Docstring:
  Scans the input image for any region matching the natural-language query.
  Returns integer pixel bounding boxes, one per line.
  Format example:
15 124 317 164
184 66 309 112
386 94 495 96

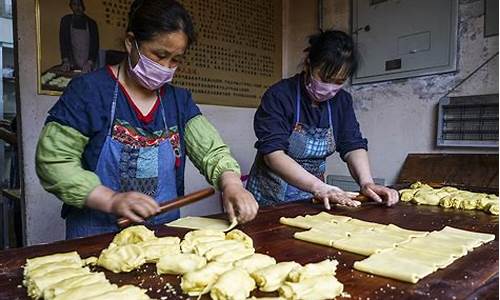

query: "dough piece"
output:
181 261 233 296
413 190 442 205
194 239 244 257
181 235 226 253
374 224 428 239
210 268 256 300
205 241 247 261
439 226 495 244
234 253 276 274
25 260 83 281
226 229 254 248
111 225 156 246
82 285 150 300
24 252 81 275
344 219 387 230
52 282 117 300
476 197 497 210
138 239 181 263
26 267 90 299
213 247 255 263
410 182 433 190
383 247 455 269
439 195 454 208
460 198 478 210
333 229 410 256
280 213 350 229
279 275 344 300
294 228 345 247
167 216 238 231
156 253 207 275
287 259 338 282
488 203 499 215
42 272 107 299
97 244 145 273
83 256 98 266
184 229 227 240
399 189 417 202
397 236 468 257
251 261 301 292
354 252 435 284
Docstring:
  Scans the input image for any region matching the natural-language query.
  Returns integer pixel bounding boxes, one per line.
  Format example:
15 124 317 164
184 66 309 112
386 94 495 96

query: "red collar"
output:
106 65 165 124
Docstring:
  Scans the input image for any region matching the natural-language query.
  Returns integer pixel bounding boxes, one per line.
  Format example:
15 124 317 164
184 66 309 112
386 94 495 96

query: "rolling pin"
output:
312 193 370 204
117 187 215 228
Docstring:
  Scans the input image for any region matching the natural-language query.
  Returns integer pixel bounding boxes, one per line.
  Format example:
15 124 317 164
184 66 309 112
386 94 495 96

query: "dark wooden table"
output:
0 201 498 300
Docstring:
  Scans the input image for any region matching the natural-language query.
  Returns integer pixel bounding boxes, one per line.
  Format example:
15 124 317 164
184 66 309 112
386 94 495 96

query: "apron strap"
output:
157 88 169 132
107 65 120 136
295 79 301 125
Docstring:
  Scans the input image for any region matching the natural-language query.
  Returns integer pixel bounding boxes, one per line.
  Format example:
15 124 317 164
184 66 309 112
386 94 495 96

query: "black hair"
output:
305 30 357 81
69 0 85 11
127 0 195 47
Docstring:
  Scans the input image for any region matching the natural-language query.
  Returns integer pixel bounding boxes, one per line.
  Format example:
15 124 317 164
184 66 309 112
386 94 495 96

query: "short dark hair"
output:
127 0 196 47
69 0 85 11
305 30 357 81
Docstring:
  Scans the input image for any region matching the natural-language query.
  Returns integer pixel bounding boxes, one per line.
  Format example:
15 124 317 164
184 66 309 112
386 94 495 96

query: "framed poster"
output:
36 0 129 95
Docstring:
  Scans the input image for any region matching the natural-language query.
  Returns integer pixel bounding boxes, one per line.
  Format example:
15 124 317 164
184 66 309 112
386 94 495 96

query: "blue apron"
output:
247 80 336 205
65 78 179 239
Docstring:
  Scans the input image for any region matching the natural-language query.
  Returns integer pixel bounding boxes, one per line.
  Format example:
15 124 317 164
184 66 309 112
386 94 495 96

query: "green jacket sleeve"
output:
35 122 101 208
184 115 241 188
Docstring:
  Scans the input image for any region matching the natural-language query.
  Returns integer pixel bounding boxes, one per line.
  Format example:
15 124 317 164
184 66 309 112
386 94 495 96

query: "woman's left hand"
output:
222 184 259 223
361 183 399 207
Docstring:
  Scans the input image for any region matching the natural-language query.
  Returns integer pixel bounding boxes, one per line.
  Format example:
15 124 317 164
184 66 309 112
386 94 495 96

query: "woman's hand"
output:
361 183 399 207
109 191 161 223
312 182 361 210
220 172 259 223
86 185 160 223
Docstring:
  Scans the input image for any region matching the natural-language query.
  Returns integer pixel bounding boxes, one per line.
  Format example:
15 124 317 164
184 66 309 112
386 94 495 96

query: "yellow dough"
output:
181 235 226 253
250 261 301 292
26 267 90 299
226 229 254 248
181 261 233 296
373 224 428 239
213 247 255 263
24 260 83 282
279 212 350 230
205 242 248 261
439 226 495 243
138 238 181 263
194 239 245 257
111 225 156 246
210 268 256 300
278 275 344 300
82 285 150 300
97 244 146 273
488 203 499 215
383 247 455 269
156 253 207 275
333 229 411 256
397 235 468 257
354 252 435 283
167 216 238 231
24 252 81 275
287 259 337 282
233 253 276 274
51 282 117 300
42 272 108 299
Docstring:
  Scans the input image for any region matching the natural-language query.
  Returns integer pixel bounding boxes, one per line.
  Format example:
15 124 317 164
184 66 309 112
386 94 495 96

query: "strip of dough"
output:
213 247 255 263
138 240 181 263
333 230 410 256
24 252 81 275
251 261 301 292
83 285 151 300
97 244 146 273
205 242 248 261
181 261 233 296
111 225 156 246
293 229 342 247
279 275 344 300
287 259 338 282
226 229 253 248
354 253 435 284
397 236 468 257
27 267 90 299
382 247 455 269
167 217 238 231
194 239 244 257
52 282 117 300
374 224 429 239
210 268 255 300
25 260 83 281
233 253 276 274
440 226 495 244
43 272 108 299
156 253 207 275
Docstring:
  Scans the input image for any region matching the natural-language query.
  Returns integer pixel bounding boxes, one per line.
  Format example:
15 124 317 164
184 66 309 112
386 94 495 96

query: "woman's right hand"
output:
109 191 161 223
312 182 361 210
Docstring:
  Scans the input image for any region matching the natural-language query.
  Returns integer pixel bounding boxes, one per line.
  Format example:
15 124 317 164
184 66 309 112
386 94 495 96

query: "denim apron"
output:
247 79 336 206
65 77 178 239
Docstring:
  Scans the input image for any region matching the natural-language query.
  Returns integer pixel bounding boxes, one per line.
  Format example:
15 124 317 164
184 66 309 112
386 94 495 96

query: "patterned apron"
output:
247 79 336 206
65 75 179 239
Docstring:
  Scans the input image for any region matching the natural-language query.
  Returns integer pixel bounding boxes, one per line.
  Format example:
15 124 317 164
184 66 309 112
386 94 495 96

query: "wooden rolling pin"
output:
312 193 370 204
117 187 215 228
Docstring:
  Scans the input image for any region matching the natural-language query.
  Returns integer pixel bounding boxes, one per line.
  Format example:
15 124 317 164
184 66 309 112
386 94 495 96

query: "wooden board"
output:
397 153 499 194
0 201 497 299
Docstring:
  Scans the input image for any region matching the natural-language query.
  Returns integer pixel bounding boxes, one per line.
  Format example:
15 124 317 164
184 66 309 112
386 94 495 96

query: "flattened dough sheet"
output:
167 217 238 231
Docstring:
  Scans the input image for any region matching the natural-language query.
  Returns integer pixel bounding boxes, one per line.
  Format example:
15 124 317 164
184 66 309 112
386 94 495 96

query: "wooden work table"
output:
0 201 498 300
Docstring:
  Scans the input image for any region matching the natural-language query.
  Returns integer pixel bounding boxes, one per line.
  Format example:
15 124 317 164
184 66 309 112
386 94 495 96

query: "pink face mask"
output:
128 41 177 90
305 75 343 102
